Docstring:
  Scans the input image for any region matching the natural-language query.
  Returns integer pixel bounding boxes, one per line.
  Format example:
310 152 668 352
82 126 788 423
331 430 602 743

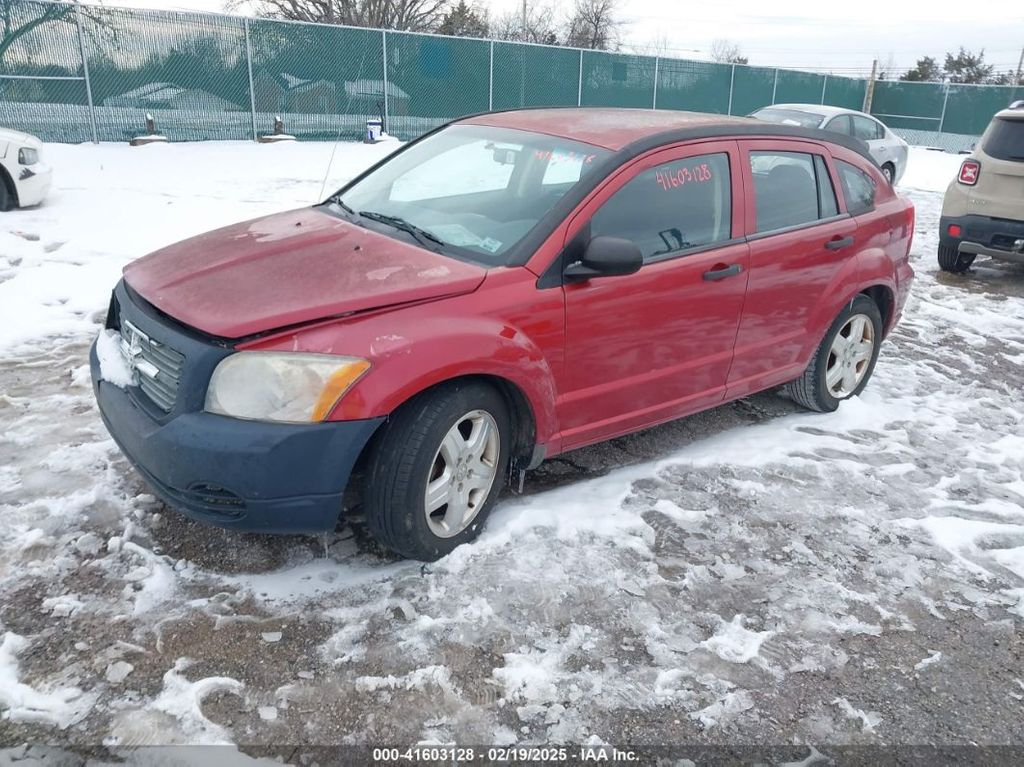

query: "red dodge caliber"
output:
90 108 915 560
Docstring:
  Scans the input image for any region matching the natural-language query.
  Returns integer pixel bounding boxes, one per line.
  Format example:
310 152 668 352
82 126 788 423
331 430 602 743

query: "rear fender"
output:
799 246 896 361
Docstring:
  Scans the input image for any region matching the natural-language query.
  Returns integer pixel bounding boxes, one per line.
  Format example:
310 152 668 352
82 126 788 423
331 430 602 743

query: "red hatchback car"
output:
90 108 914 560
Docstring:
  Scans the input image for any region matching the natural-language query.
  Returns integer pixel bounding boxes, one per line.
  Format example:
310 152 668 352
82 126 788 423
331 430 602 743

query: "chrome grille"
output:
118 317 185 412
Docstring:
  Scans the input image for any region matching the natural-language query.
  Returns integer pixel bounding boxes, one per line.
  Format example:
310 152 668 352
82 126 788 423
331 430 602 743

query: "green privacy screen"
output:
0 0 91 142
0 1 1010 144
655 60 731 114
249 20 384 140
385 31 489 138
491 42 579 111
730 66 776 116
582 51 654 108
81 6 250 142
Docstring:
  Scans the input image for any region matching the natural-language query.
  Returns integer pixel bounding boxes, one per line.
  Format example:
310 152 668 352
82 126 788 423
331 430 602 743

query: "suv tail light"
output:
958 160 980 186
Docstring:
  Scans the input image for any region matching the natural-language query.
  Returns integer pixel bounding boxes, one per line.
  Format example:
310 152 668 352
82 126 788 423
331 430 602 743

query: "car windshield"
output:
751 108 825 129
330 124 611 266
982 117 1024 161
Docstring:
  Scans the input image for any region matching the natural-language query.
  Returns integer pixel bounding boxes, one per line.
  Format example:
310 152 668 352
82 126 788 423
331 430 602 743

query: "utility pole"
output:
863 58 878 113
1015 46 1023 86
522 0 527 41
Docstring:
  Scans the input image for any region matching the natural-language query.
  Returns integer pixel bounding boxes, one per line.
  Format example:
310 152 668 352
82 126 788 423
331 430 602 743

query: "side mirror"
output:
564 236 643 281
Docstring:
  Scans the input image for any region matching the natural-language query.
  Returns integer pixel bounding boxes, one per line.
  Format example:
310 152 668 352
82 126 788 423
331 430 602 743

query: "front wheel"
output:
787 295 883 413
938 244 975 273
881 163 895 184
363 381 510 561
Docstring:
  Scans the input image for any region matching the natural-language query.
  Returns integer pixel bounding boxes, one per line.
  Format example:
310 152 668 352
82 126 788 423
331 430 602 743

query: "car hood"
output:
123 207 487 338
0 127 39 146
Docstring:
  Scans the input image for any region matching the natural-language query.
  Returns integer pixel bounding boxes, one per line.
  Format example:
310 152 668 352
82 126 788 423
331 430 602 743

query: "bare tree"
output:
709 38 747 65
250 0 448 32
563 0 622 51
491 3 558 45
0 0 111 68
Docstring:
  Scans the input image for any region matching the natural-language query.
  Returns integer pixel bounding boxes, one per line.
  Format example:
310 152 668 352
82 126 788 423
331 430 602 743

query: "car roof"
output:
463 108 769 151
458 107 874 162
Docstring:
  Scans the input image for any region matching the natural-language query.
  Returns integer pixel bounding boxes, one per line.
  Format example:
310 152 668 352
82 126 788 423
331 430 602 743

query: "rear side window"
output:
852 116 884 141
590 153 732 262
750 151 837 232
824 115 853 136
836 160 876 215
982 118 1024 161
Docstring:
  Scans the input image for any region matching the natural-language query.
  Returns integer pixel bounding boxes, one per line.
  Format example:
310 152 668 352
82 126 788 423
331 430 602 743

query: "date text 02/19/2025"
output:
372 746 639 762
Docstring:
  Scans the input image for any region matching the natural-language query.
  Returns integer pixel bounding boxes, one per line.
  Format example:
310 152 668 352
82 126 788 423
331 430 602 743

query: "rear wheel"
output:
938 244 975 273
787 295 883 413
881 162 895 184
363 381 510 561
0 177 11 212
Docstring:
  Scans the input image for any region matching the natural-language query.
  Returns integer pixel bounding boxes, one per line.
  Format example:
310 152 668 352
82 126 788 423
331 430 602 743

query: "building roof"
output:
463 108 757 150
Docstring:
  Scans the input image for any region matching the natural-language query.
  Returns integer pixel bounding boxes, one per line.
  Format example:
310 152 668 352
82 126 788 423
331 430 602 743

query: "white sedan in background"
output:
750 104 909 185
0 127 52 211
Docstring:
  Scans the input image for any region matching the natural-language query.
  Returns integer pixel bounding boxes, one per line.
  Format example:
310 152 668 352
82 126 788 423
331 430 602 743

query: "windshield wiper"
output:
358 210 447 251
325 193 357 217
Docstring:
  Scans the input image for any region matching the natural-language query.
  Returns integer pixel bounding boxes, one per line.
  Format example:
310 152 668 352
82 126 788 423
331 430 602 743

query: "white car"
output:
0 127 52 211
749 104 909 185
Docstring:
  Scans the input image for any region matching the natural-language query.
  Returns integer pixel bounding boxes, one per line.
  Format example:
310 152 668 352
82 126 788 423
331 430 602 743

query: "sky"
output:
101 0 1024 77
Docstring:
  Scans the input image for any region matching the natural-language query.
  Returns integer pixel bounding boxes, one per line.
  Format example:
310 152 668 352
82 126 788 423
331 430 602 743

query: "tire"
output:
0 176 11 212
787 294 883 413
938 244 975 273
881 163 895 184
363 381 510 561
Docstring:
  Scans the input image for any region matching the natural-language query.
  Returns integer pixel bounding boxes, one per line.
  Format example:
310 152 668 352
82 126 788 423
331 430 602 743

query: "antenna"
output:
317 47 371 203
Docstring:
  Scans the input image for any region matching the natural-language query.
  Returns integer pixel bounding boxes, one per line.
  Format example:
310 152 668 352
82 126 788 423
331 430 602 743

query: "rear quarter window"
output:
982 118 1024 161
836 160 875 215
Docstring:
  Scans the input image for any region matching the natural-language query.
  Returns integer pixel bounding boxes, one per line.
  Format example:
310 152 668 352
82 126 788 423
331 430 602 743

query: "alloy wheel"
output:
825 313 875 398
423 409 500 538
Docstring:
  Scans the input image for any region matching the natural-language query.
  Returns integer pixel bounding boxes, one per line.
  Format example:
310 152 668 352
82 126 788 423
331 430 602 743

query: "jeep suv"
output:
938 102 1024 272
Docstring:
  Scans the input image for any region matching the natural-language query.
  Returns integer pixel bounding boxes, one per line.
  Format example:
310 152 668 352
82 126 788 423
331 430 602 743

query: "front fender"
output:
242 308 562 451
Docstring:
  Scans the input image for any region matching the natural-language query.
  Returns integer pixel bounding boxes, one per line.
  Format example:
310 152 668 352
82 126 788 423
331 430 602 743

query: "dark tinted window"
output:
836 160 875 215
590 153 732 262
750 151 823 232
814 155 839 218
824 115 853 136
752 108 825 129
852 115 884 141
982 117 1024 161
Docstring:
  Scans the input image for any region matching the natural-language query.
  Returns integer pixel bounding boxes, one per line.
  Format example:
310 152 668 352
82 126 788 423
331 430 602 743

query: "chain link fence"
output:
0 0 1020 147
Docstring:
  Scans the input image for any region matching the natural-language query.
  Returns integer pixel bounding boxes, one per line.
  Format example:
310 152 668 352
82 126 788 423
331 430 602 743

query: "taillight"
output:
958 160 980 186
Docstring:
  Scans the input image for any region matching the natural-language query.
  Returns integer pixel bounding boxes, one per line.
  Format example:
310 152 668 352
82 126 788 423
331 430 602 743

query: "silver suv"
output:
939 102 1024 272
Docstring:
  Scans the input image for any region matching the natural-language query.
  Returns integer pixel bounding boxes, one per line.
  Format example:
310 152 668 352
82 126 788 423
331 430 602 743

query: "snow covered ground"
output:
2 142 1024 752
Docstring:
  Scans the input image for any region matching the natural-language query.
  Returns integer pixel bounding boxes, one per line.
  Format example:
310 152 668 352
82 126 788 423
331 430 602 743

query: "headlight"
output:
18 147 38 165
205 352 370 423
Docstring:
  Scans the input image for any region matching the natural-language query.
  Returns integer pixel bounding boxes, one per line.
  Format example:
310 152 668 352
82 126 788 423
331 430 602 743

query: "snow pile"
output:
0 632 95 729
896 146 960 193
95 329 133 388
699 615 775 665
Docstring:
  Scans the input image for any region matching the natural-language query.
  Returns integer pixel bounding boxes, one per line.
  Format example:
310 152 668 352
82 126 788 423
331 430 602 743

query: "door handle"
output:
703 263 743 281
825 235 855 251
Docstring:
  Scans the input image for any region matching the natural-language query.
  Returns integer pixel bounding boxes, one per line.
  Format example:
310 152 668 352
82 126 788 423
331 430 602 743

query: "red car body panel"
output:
123 207 486 338
121 110 915 463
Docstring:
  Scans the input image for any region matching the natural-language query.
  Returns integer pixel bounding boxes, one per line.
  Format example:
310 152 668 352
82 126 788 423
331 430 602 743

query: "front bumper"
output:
940 214 1024 264
89 282 384 533
15 163 52 207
